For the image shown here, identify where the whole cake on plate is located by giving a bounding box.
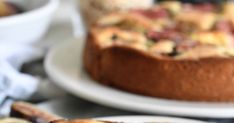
[84,1,234,102]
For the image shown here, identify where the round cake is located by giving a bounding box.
[83,1,234,102]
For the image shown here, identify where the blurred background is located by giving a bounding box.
[1,0,234,123]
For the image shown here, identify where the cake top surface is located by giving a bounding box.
[91,1,234,59]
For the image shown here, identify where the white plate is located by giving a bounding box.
[45,39,234,118]
[95,116,206,123]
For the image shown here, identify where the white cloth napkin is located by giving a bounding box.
[0,0,82,116]
[0,43,43,115]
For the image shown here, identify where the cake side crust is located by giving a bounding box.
[84,29,234,102]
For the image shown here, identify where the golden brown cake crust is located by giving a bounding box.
[84,29,234,102]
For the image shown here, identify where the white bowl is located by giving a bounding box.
[0,0,59,44]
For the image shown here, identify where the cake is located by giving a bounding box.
[10,102,61,123]
[1,102,103,123]
[0,102,61,123]
[84,1,234,102]
[0,1,21,17]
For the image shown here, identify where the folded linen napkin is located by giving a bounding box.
[0,43,43,116]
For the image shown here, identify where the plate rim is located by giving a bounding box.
[94,115,206,123]
[45,39,234,118]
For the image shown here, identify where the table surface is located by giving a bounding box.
[21,1,234,123]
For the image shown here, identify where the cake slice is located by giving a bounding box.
[0,1,21,16]
[9,102,61,123]
[2,102,109,123]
